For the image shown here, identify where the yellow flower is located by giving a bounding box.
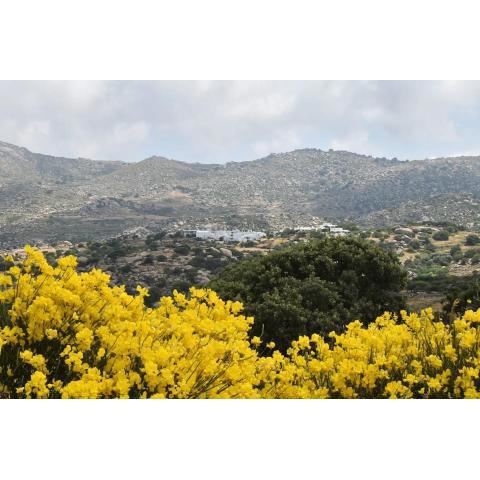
[57,256,77,270]
[426,355,443,370]
[24,371,49,399]
[46,329,58,340]
[3,246,480,399]
[75,327,94,351]
[136,286,149,297]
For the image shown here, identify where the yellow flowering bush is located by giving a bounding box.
[0,247,259,398]
[256,310,480,398]
[1,247,480,398]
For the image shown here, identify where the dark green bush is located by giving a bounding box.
[432,231,449,241]
[119,264,132,274]
[442,276,480,315]
[465,234,480,246]
[189,256,207,269]
[142,255,154,265]
[450,244,461,255]
[410,240,421,250]
[208,237,407,352]
[173,244,191,255]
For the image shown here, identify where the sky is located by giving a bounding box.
[1,80,480,164]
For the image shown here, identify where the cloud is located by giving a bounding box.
[329,130,372,155]
[252,130,302,158]
[1,80,480,163]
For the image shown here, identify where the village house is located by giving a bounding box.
[293,223,350,236]
[183,229,266,243]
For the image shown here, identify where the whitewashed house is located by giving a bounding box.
[329,227,349,236]
[183,229,266,243]
[294,226,316,232]
[292,223,350,236]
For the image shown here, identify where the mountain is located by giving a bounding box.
[2,141,480,247]
[0,140,123,185]
[0,140,124,231]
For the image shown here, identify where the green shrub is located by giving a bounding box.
[410,240,421,250]
[204,257,224,271]
[173,244,191,255]
[142,254,154,265]
[443,277,480,314]
[432,231,449,241]
[465,234,480,246]
[189,256,207,268]
[450,244,461,255]
[208,237,407,352]
[464,249,480,259]
[119,264,132,274]
[432,254,452,266]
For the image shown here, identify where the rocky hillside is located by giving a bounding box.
[2,141,480,247]
[0,140,123,228]
[0,140,122,184]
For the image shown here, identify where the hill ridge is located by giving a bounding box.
[2,140,480,247]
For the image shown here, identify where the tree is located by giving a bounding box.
[432,230,449,241]
[450,244,463,261]
[410,239,421,250]
[450,244,461,255]
[173,244,191,255]
[465,234,480,246]
[208,237,407,352]
[442,277,480,316]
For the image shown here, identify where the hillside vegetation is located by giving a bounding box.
[208,237,407,352]
[4,141,480,246]
[4,221,480,318]
[1,247,480,399]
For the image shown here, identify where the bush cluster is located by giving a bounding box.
[2,248,480,398]
[208,237,407,352]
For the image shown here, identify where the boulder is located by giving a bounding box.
[220,248,233,258]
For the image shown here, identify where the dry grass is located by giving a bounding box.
[432,231,469,252]
[405,292,444,313]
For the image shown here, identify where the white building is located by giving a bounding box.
[329,227,349,236]
[319,223,336,230]
[294,226,316,232]
[292,223,349,236]
[183,229,266,243]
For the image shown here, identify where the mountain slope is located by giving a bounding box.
[0,140,124,186]
[2,141,480,247]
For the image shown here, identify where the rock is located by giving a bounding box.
[77,256,89,265]
[120,226,152,239]
[220,248,233,258]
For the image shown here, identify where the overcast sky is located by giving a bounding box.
[1,80,480,163]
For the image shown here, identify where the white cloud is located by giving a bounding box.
[16,120,51,148]
[329,130,372,155]
[1,80,480,163]
[252,130,302,158]
[112,121,151,144]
